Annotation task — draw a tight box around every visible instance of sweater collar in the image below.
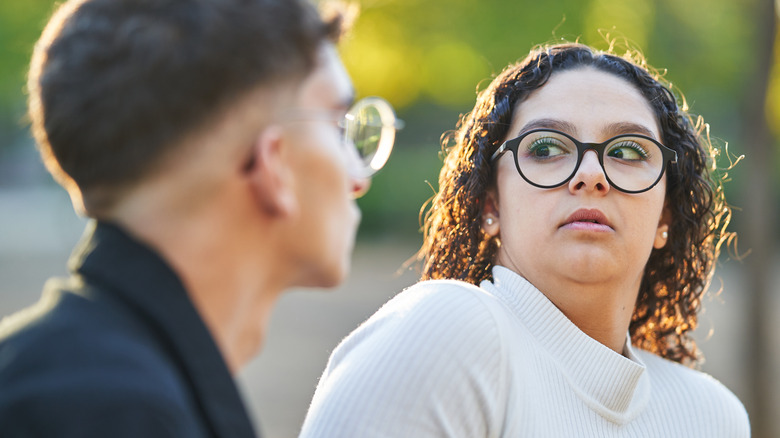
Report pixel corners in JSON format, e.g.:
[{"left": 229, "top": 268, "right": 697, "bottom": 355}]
[{"left": 480, "top": 265, "right": 650, "bottom": 424}]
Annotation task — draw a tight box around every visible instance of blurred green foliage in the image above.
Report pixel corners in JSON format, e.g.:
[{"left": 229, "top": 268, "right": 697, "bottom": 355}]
[
  {"left": 357, "top": 141, "right": 440, "bottom": 239},
  {"left": 1, "top": 0, "right": 778, "bottom": 238},
  {"left": 341, "top": 0, "right": 778, "bottom": 239},
  {"left": 0, "top": 1, "right": 53, "bottom": 138}
]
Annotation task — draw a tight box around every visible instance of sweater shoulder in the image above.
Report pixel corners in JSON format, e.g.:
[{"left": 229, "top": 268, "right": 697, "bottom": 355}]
[
  {"left": 302, "top": 279, "right": 512, "bottom": 437},
  {"left": 383, "top": 278, "right": 493, "bottom": 307},
  {"left": 350, "top": 279, "right": 513, "bottom": 346},
  {"left": 375, "top": 278, "right": 507, "bottom": 318},
  {"left": 323, "top": 278, "right": 514, "bottom": 402},
  {"left": 636, "top": 349, "right": 750, "bottom": 434},
  {"left": 638, "top": 349, "right": 743, "bottom": 402}
]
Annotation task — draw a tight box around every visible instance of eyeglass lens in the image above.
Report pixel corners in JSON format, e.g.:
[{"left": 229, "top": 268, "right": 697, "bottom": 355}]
[
  {"left": 343, "top": 97, "right": 399, "bottom": 177},
  {"left": 513, "top": 130, "right": 666, "bottom": 192}
]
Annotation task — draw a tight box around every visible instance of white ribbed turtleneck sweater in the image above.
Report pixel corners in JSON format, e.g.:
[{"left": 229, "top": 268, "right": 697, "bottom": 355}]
[{"left": 300, "top": 266, "right": 749, "bottom": 437}]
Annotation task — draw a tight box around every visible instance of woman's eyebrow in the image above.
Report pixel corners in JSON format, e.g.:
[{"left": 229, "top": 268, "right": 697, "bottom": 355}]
[
  {"left": 602, "top": 122, "right": 658, "bottom": 139},
  {"left": 518, "top": 119, "right": 659, "bottom": 140},
  {"left": 517, "top": 118, "right": 578, "bottom": 136}
]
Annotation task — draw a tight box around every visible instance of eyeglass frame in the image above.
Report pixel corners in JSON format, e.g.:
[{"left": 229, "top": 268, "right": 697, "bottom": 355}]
[
  {"left": 341, "top": 96, "right": 404, "bottom": 177},
  {"left": 490, "top": 128, "right": 678, "bottom": 194},
  {"left": 278, "top": 96, "right": 404, "bottom": 178}
]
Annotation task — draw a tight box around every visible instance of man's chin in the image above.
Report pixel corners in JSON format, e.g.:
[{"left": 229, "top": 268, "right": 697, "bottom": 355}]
[{"left": 299, "top": 261, "right": 350, "bottom": 290}]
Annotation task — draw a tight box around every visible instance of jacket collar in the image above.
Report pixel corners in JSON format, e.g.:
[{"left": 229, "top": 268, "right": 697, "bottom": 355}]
[{"left": 69, "top": 220, "right": 258, "bottom": 438}]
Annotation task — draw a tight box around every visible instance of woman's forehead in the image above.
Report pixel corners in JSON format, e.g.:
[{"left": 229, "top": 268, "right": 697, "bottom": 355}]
[{"left": 507, "top": 68, "right": 661, "bottom": 142}]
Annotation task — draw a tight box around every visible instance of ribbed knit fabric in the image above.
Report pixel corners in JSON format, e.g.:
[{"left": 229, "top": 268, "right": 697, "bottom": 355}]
[{"left": 300, "top": 266, "right": 750, "bottom": 437}]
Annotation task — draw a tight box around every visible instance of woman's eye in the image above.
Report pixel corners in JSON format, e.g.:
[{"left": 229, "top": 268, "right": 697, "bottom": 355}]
[
  {"left": 607, "top": 141, "right": 649, "bottom": 161},
  {"left": 527, "top": 139, "right": 569, "bottom": 158}
]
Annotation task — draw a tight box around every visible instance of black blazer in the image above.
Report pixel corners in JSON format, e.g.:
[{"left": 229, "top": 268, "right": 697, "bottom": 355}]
[{"left": 0, "top": 221, "right": 258, "bottom": 437}]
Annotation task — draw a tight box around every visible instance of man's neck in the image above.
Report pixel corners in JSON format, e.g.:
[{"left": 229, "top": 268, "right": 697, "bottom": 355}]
[{"left": 112, "top": 201, "right": 291, "bottom": 374}]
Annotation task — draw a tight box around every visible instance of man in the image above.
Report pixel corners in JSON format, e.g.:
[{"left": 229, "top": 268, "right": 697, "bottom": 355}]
[{"left": 0, "top": 0, "right": 400, "bottom": 436}]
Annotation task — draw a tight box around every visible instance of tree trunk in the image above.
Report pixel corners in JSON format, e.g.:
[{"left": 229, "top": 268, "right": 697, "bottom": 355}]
[{"left": 741, "top": 1, "right": 777, "bottom": 437}]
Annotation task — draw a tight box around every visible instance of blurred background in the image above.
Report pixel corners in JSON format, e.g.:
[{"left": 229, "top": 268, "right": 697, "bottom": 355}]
[{"left": 1, "top": 0, "right": 778, "bottom": 436}]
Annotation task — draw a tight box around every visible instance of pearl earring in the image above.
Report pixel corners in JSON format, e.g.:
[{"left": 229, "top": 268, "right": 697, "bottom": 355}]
[
  {"left": 486, "top": 217, "right": 494, "bottom": 226},
  {"left": 662, "top": 231, "right": 668, "bottom": 239}
]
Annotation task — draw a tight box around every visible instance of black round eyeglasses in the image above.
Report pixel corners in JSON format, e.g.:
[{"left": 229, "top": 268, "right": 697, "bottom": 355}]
[{"left": 491, "top": 128, "right": 678, "bottom": 194}]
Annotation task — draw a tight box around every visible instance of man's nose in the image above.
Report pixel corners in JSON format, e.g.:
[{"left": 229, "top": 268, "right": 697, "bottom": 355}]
[{"left": 351, "top": 176, "right": 370, "bottom": 199}]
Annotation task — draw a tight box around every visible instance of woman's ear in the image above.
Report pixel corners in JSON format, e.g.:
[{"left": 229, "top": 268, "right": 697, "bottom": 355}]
[
  {"left": 482, "top": 189, "right": 500, "bottom": 237},
  {"left": 653, "top": 203, "right": 672, "bottom": 249},
  {"left": 244, "top": 125, "right": 298, "bottom": 218}
]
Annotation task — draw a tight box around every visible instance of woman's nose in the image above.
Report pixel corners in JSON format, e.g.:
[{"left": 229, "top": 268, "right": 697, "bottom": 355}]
[{"left": 568, "top": 150, "right": 610, "bottom": 194}]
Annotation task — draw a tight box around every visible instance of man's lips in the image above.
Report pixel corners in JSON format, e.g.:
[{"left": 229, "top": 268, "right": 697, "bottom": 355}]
[{"left": 560, "top": 208, "right": 614, "bottom": 232}]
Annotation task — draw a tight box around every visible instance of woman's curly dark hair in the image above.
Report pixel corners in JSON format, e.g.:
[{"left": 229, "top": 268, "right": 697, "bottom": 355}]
[{"left": 417, "top": 43, "right": 735, "bottom": 366}]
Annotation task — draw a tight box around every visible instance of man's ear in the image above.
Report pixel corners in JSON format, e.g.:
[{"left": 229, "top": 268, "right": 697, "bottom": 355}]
[
  {"left": 244, "top": 126, "right": 298, "bottom": 218},
  {"left": 482, "top": 188, "right": 500, "bottom": 237},
  {"left": 653, "top": 203, "right": 672, "bottom": 249}
]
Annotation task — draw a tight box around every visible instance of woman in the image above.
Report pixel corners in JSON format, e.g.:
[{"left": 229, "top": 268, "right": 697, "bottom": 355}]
[{"left": 300, "top": 43, "right": 749, "bottom": 437}]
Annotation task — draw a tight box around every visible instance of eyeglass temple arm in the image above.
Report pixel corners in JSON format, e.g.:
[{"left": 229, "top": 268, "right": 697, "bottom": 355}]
[
  {"left": 340, "top": 117, "right": 405, "bottom": 130},
  {"left": 491, "top": 143, "right": 508, "bottom": 161}
]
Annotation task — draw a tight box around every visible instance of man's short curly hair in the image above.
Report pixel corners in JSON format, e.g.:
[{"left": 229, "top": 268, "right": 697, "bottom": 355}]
[{"left": 418, "top": 43, "right": 735, "bottom": 365}]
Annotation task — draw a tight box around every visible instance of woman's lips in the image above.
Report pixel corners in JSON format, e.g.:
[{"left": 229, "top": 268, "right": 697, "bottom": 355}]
[
  {"left": 560, "top": 208, "right": 614, "bottom": 232},
  {"left": 560, "top": 221, "right": 613, "bottom": 232}
]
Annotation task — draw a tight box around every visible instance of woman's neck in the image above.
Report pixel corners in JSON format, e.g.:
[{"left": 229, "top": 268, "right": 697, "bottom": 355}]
[{"left": 519, "top": 269, "right": 642, "bottom": 354}]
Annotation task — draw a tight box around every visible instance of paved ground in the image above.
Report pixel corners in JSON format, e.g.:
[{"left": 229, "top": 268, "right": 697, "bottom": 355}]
[{"left": 1, "top": 186, "right": 778, "bottom": 437}]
